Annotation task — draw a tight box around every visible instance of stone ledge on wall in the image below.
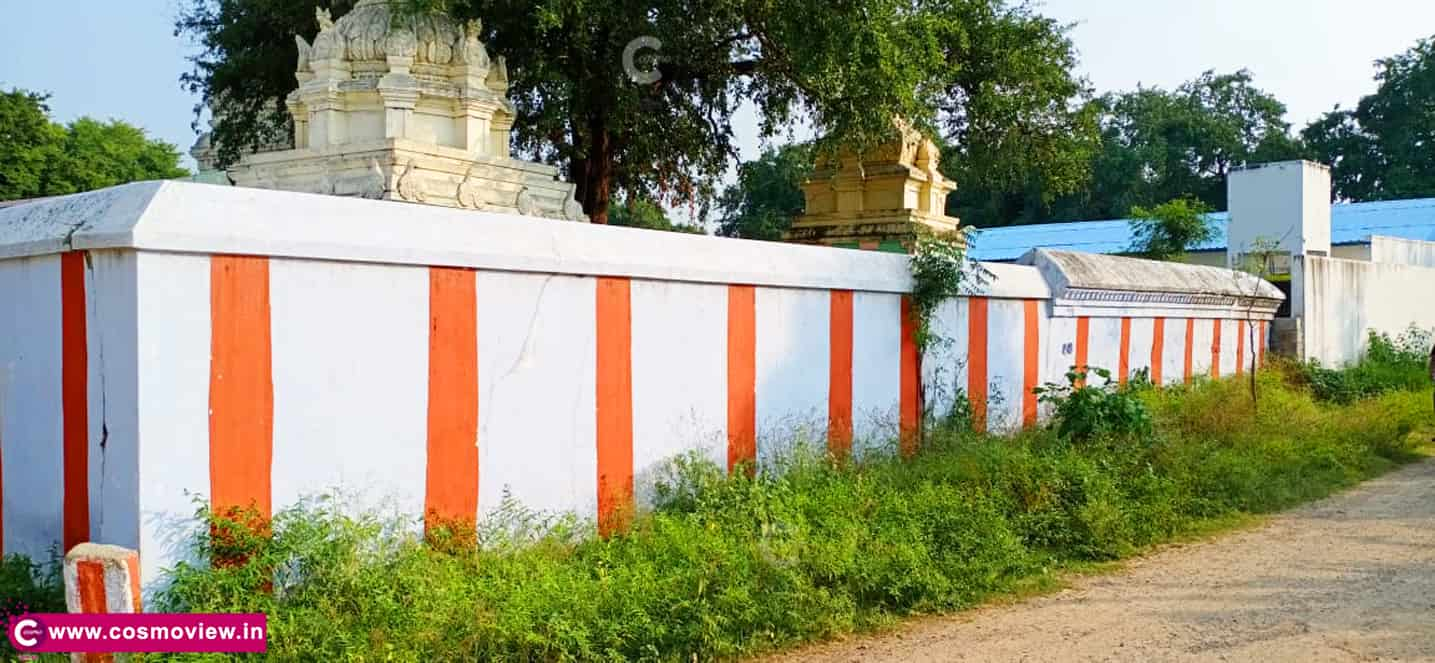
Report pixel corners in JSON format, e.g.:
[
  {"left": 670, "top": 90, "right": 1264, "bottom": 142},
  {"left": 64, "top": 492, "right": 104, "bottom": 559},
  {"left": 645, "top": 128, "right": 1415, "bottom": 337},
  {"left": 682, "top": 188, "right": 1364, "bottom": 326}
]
[{"left": 1021, "top": 248, "right": 1284, "bottom": 320}]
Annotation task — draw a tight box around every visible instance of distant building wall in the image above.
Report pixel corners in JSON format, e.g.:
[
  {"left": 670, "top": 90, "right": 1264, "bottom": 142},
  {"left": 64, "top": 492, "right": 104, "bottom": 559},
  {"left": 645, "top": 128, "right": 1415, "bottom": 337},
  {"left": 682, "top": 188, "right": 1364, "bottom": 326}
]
[
  {"left": 1294, "top": 254, "right": 1435, "bottom": 366},
  {"left": 1226, "top": 161, "right": 1333, "bottom": 266},
  {"left": 0, "top": 182, "right": 1279, "bottom": 592},
  {"left": 1369, "top": 235, "right": 1435, "bottom": 268}
]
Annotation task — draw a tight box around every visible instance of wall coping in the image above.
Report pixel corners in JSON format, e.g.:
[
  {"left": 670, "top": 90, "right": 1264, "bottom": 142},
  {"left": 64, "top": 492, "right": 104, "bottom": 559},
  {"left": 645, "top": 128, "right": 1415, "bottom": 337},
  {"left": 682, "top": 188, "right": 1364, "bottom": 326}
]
[
  {"left": 1021, "top": 248, "right": 1285, "bottom": 319},
  {"left": 0, "top": 181, "right": 1053, "bottom": 298}
]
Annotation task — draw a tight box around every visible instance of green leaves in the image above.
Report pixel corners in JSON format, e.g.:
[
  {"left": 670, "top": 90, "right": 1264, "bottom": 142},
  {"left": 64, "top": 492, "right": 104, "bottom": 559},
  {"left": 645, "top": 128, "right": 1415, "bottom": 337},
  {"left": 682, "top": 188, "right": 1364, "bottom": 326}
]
[
  {"left": 1126, "top": 197, "right": 1217, "bottom": 261},
  {"left": 0, "top": 89, "right": 188, "bottom": 202},
  {"left": 715, "top": 143, "right": 813, "bottom": 240},
  {"left": 1304, "top": 34, "right": 1435, "bottom": 202},
  {"left": 1035, "top": 366, "right": 1154, "bottom": 444}
]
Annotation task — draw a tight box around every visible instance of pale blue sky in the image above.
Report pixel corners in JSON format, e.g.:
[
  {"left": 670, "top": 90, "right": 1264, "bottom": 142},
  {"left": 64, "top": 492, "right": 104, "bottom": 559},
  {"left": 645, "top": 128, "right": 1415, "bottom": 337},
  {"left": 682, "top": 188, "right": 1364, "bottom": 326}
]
[{"left": 2, "top": 0, "right": 1433, "bottom": 174}]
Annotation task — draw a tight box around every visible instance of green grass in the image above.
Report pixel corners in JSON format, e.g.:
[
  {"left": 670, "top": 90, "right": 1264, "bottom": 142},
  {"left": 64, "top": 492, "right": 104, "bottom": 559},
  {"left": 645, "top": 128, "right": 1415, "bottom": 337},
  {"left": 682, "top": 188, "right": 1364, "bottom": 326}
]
[
  {"left": 1, "top": 553, "right": 65, "bottom": 659},
  {"left": 134, "top": 362, "right": 1432, "bottom": 662}
]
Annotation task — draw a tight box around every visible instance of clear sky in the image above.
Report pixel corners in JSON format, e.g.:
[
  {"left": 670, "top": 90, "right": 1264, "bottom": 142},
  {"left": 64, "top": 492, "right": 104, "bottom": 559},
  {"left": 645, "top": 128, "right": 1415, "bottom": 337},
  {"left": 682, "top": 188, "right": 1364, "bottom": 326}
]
[{"left": 2, "top": 0, "right": 1433, "bottom": 174}]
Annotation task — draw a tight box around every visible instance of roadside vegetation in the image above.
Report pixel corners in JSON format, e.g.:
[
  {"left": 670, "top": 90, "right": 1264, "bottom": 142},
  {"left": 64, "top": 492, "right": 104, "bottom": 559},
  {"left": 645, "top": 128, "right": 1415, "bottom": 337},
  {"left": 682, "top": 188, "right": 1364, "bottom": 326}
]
[
  {"left": 145, "top": 354, "right": 1430, "bottom": 661},
  {"left": 4, "top": 345, "right": 1430, "bottom": 662}
]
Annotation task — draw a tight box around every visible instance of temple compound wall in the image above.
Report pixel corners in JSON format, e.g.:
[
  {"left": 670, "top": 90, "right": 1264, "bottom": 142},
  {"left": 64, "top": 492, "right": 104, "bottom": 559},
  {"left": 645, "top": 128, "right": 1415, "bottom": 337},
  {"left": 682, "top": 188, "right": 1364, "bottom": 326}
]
[{"left": 0, "top": 181, "right": 1280, "bottom": 592}]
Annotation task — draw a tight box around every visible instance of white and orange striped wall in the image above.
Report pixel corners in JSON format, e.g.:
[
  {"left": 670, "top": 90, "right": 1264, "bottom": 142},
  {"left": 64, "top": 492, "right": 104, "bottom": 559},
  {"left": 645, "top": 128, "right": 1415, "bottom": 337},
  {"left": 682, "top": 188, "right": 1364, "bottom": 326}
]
[{"left": 0, "top": 182, "right": 1281, "bottom": 591}]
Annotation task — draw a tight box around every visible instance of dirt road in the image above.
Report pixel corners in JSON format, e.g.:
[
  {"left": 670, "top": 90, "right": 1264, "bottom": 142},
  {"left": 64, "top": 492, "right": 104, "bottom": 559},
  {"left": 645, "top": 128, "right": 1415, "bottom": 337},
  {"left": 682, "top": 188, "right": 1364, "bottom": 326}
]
[{"left": 772, "top": 458, "right": 1435, "bottom": 662}]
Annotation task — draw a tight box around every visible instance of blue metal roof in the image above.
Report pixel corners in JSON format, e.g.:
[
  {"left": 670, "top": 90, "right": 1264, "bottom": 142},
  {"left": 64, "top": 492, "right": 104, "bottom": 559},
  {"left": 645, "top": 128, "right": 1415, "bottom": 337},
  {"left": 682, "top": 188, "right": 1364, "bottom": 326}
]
[{"left": 967, "top": 197, "right": 1435, "bottom": 261}]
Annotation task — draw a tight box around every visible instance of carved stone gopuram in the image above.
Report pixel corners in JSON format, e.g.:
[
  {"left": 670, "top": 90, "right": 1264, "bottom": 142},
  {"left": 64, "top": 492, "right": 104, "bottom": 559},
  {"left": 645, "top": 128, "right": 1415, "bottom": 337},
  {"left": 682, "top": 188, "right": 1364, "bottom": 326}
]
[{"left": 226, "top": 0, "right": 586, "bottom": 221}]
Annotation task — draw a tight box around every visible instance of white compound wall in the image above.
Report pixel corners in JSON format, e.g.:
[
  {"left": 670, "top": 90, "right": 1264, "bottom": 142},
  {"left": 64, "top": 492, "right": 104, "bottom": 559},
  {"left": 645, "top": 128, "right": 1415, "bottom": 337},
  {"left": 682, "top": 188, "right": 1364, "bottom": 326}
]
[{"left": 0, "top": 181, "right": 1280, "bottom": 591}]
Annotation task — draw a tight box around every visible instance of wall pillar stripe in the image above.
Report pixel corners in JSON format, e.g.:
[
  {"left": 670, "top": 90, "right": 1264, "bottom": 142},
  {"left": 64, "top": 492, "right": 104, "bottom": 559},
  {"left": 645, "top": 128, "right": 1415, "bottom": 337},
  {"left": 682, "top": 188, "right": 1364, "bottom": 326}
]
[
  {"left": 76, "top": 561, "right": 107, "bottom": 614},
  {"left": 1184, "top": 318, "right": 1196, "bottom": 384},
  {"left": 1210, "top": 318, "right": 1222, "bottom": 380},
  {"left": 424, "top": 267, "right": 479, "bottom": 531},
  {"left": 1022, "top": 300, "right": 1040, "bottom": 429},
  {"left": 1235, "top": 320, "right": 1247, "bottom": 376},
  {"left": 1258, "top": 321, "right": 1267, "bottom": 367},
  {"left": 595, "top": 277, "right": 634, "bottom": 537},
  {"left": 208, "top": 255, "right": 274, "bottom": 518},
  {"left": 1074, "top": 316, "right": 1091, "bottom": 387},
  {"left": 727, "top": 286, "right": 756, "bottom": 473},
  {"left": 1118, "top": 317, "right": 1132, "bottom": 386},
  {"left": 61, "top": 251, "right": 90, "bottom": 552},
  {"left": 967, "top": 297, "right": 990, "bottom": 433},
  {"left": 899, "top": 297, "right": 921, "bottom": 457},
  {"left": 828, "top": 291, "right": 854, "bottom": 459},
  {"left": 1150, "top": 317, "right": 1166, "bottom": 386}
]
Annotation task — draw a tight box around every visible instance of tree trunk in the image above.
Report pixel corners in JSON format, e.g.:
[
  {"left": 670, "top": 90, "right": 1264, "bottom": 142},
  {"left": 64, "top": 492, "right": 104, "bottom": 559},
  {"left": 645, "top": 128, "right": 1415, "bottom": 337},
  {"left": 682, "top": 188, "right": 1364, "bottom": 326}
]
[{"left": 575, "top": 114, "right": 614, "bottom": 225}]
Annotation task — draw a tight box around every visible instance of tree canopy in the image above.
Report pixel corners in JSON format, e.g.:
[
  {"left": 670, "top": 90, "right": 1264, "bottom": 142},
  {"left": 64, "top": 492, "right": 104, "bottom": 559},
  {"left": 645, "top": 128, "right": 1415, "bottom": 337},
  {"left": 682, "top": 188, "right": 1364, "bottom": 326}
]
[
  {"left": 609, "top": 196, "right": 704, "bottom": 234},
  {"left": 1126, "top": 197, "right": 1217, "bottom": 262},
  {"left": 0, "top": 89, "right": 189, "bottom": 203},
  {"left": 1304, "top": 35, "right": 1435, "bottom": 202},
  {"left": 177, "top": 0, "right": 1094, "bottom": 224},
  {"left": 1052, "top": 70, "right": 1303, "bottom": 224},
  {"left": 715, "top": 144, "right": 812, "bottom": 240}
]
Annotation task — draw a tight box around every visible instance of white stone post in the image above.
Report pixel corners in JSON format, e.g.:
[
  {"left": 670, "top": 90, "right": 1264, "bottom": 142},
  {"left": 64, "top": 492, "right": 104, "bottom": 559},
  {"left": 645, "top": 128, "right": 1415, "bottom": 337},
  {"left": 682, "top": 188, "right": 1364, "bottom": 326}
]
[{"left": 64, "top": 543, "right": 142, "bottom": 662}]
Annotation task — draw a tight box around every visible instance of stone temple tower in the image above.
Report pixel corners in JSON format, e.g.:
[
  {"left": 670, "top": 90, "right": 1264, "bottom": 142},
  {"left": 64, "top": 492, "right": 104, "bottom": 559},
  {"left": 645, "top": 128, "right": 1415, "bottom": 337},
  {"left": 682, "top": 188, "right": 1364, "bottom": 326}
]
[
  {"left": 785, "top": 121, "right": 960, "bottom": 251},
  {"left": 227, "top": 0, "right": 587, "bottom": 221}
]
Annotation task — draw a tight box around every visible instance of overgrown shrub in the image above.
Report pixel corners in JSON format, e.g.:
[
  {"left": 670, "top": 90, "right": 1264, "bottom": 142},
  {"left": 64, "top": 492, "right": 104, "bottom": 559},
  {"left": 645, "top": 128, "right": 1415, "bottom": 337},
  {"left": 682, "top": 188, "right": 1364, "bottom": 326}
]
[
  {"left": 1034, "top": 366, "right": 1153, "bottom": 443},
  {"left": 1297, "top": 327, "right": 1432, "bottom": 404},
  {"left": 137, "top": 363, "right": 1429, "bottom": 662},
  {"left": 1, "top": 553, "right": 64, "bottom": 658}
]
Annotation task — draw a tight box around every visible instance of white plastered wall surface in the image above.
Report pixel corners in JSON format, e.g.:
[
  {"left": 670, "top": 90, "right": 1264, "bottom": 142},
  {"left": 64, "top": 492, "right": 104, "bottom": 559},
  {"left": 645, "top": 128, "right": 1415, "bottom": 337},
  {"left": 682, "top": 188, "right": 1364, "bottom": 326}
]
[
  {"left": 0, "top": 181, "right": 1285, "bottom": 592},
  {"left": 1296, "top": 254, "right": 1435, "bottom": 367}
]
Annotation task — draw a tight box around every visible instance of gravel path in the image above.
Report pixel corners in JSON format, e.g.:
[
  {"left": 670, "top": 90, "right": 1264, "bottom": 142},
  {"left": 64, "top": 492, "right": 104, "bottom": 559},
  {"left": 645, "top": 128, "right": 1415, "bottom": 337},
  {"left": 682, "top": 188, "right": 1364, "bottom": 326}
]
[{"left": 771, "top": 458, "right": 1435, "bottom": 662}]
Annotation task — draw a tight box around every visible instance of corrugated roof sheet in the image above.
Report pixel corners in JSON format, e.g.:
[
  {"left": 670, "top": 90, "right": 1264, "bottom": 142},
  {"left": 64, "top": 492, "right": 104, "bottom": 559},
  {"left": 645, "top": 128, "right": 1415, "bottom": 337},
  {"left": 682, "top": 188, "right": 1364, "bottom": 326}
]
[{"left": 968, "top": 197, "right": 1435, "bottom": 261}]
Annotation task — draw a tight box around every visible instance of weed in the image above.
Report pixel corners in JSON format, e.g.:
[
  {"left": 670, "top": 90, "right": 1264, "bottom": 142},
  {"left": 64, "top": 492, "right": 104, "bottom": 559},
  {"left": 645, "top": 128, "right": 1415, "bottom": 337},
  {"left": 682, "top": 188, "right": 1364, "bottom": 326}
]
[{"left": 122, "top": 363, "right": 1433, "bottom": 662}]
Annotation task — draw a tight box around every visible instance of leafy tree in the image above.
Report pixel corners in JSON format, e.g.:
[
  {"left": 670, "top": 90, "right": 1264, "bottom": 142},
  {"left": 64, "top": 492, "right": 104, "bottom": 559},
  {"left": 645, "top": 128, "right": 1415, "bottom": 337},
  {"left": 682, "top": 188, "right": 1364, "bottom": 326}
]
[
  {"left": 1303, "top": 35, "right": 1435, "bottom": 202},
  {"left": 1126, "top": 197, "right": 1216, "bottom": 261},
  {"left": 1054, "top": 70, "right": 1303, "bottom": 222},
  {"left": 715, "top": 144, "right": 812, "bottom": 240},
  {"left": 0, "top": 90, "right": 63, "bottom": 201},
  {"left": 177, "top": 0, "right": 1095, "bottom": 225},
  {"left": 938, "top": 5, "right": 1100, "bottom": 229},
  {"left": 0, "top": 89, "right": 188, "bottom": 202},
  {"left": 609, "top": 196, "right": 704, "bottom": 234}
]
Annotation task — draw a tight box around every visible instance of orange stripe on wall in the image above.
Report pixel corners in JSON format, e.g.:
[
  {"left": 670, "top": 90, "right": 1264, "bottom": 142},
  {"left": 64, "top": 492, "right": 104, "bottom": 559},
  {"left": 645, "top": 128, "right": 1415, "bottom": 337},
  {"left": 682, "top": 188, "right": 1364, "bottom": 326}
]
[
  {"left": 828, "top": 291, "right": 854, "bottom": 459},
  {"left": 1022, "top": 300, "right": 1040, "bottom": 429},
  {"left": 1235, "top": 320, "right": 1247, "bottom": 376},
  {"left": 1074, "top": 316, "right": 1090, "bottom": 388},
  {"left": 727, "top": 286, "right": 757, "bottom": 474},
  {"left": 968, "top": 297, "right": 990, "bottom": 433},
  {"left": 62, "top": 251, "right": 90, "bottom": 552},
  {"left": 77, "top": 560, "right": 107, "bottom": 614},
  {"left": 899, "top": 297, "right": 921, "bottom": 457},
  {"left": 1210, "top": 319, "right": 1222, "bottom": 380},
  {"left": 1118, "top": 317, "right": 1132, "bottom": 386},
  {"left": 1184, "top": 318, "right": 1196, "bottom": 384},
  {"left": 209, "top": 255, "right": 274, "bottom": 518},
  {"left": 1150, "top": 318, "right": 1166, "bottom": 386},
  {"left": 424, "top": 267, "right": 479, "bottom": 531},
  {"left": 596, "top": 277, "right": 634, "bottom": 537}
]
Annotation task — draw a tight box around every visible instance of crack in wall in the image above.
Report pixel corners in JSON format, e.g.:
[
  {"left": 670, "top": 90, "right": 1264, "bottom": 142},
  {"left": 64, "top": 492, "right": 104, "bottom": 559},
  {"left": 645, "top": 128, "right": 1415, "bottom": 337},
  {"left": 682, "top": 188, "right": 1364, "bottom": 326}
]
[
  {"left": 480, "top": 274, "right": 556, "bottom": 449},
  {"left": 83, "top": 255, "right": 111, "bottom": 538}
]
